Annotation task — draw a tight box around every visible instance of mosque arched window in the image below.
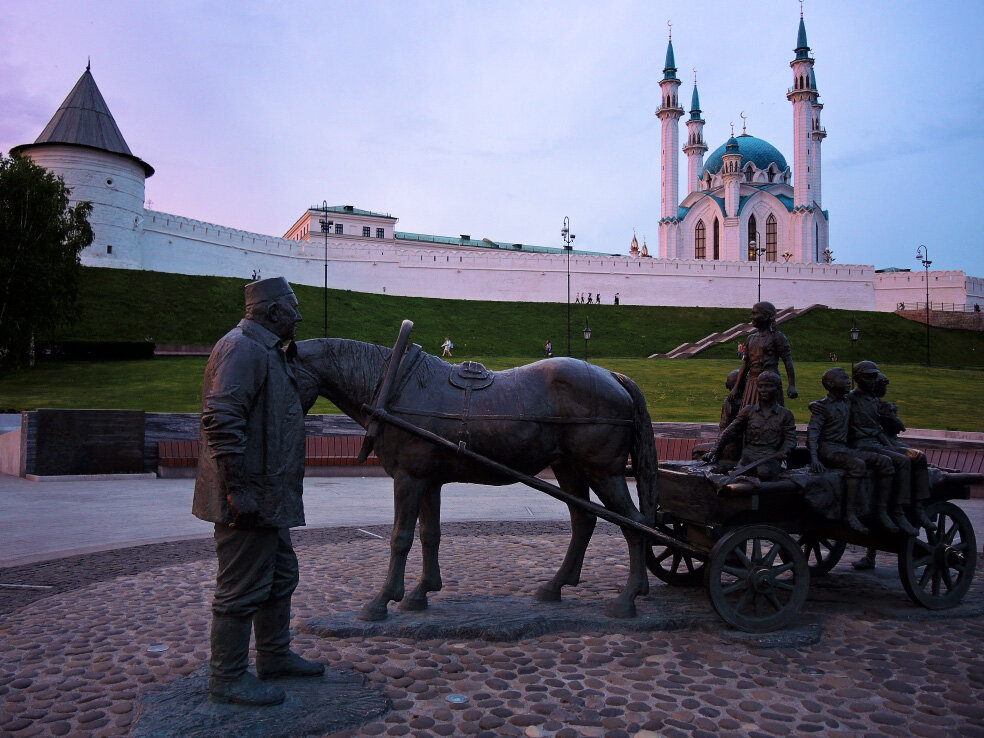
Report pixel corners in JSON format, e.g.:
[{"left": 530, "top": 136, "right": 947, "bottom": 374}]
[
  {"left": 695, "top": 220, "right": 706, "bottom": 260},
  {"left": 766, "top": 215, "right": 778, "bottom": 261},
  {"left": 744, "top": 166, "right": 754, "bottom": 183},
  {"left": 713, "top": 218, "right": 720, "bottom": 260},
  {"left": 747, "top": 214, "right": 758, "bottom": 260}
]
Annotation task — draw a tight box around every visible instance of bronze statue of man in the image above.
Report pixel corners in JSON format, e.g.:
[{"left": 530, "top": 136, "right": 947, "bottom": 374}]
[
  {"left": 729, "top": 301, "right": 797, "bottom": 410},
  {"left": 847, "top": 361, "right": 922, "bottom": 535},
  {"left": 807, "top": 367, "right": 892, "bottom": 534},
  {"left": 707, "top": 371, "right": 796, "bottom": 482},
  {"left": 193, "top": 277, "right": 323, "bottom": 706}
]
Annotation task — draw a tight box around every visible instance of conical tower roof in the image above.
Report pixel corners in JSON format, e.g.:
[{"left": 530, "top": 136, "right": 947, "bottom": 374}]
[{"left": 12, "top": 66, "right": 154, "bottom": 176}]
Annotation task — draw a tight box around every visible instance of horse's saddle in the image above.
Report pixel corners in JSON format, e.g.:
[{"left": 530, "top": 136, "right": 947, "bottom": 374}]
[{"left": 449, "top": 361, "right": 494, "bottom": 391}]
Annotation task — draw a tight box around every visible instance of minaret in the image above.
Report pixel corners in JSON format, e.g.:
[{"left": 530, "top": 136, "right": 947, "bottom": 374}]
[
  {"left": 656, "top": 28, "right": 683, "bottom": 258},
  {"left": 786, "top": 9, "right": 823, "bottom": 261},
  {"left": 683, "top": 73, "right": 708, "bottom": 194},
  {"left": 809, "top": 67, "right": 826, "bottom": 207}
]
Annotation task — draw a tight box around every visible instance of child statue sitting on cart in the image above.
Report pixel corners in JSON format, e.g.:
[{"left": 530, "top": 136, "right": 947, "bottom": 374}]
[{"left": 704, "top": 371, "right": 796, "bottom": 483}]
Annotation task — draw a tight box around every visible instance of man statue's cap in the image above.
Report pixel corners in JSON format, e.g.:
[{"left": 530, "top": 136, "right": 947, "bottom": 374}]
[{"left": 245, "top": 276, "right": 294, "bottom": 306}]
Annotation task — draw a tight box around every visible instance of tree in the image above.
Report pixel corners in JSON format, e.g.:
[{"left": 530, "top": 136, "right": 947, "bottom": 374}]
[{"left": 0, "top": 153, "right": 94, "bottom": 362}]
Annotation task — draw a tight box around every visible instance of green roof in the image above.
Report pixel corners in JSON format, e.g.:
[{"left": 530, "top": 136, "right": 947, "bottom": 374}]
[
  {"left": 312, "top": 205, "right": 396, "bottom": 219},
  {"left": 395, "top": 231, "right": 607, "bottom": 255},
  {"left": 663, "top": 40, "right": 678, "bottom": 80}
]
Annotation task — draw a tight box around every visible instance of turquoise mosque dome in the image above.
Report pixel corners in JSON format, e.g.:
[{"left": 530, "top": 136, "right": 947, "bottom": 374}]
[{"left": 701, "top": 134, "right": 788, "bottom": 176}]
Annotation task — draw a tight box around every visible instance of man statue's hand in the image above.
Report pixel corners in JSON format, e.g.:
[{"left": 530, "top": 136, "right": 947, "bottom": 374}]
[
  {"left": 787, "top": 385, "right": 798, "bottom": 399},
  {"left": 702, "top": 451, "right": 718, "bottom": 464},
  {"left": 810, "top": 458, "right": 826, "bottom": 473},
  {"left": 227, "top": 490, "right": 260, "bottom": 529}
]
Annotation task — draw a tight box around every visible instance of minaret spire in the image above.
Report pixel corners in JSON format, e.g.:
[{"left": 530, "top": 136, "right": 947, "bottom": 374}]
[
  {"left": 683, "top": 67, "right": 707, "bottom": 196},
  {"left": 657, "top": 25, "right": 684, "bottom": 258},
  {"left": 787, "top": 7, "right": 827, "bottom": 262}
]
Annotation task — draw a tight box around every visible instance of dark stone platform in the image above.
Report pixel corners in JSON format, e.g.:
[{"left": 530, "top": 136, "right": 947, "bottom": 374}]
[
  {"left": 130, "top": 667, "right": 390, "bottom": 738},
  {"left": 303, "top": 594, "right": 719, "bottom": 642}
]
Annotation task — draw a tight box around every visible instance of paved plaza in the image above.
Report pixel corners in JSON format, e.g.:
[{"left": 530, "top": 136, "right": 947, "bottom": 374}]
[{"left": 0, "top": 474, "right": 982, "bottom": 737}]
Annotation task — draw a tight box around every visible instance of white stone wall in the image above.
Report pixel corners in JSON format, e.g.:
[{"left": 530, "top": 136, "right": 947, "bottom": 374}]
[
  {"left": 23, "top": 145, "right": 146, "bottom": 269},
  {"left": 873, "top": 271, "right": 979, "bottom": 311},
  {"left": 135, "top": 210, "right": 878, "bottom": 309}
]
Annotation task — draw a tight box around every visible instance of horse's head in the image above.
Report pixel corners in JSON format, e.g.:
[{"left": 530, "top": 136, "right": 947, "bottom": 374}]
[{"left": 292, "top": 338, "right": 388, "bottom": 424}]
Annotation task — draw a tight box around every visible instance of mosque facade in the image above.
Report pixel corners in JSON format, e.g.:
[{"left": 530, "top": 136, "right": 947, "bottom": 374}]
[{"left": 10, "top": 24, "right": 982, "bottom": 313}]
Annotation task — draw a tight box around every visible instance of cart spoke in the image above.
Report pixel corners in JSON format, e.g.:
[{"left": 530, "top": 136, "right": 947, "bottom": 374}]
[
  {"left": 733, "top": 547, "right": 752, "bottom": 569},
  {"left": 736, "top": 589, "right": 752, "bottom": 613},
  {"left": 771, "top": 561, "right": 795, "bottom": 576},
  {"left": 912, "top": 554, "right": 933, "bottom": 568},
  {"left": 917, "top": 565, "right": 934, "bottom": 588},
  {"left": 722, "top": 580, "right": 747, "bottom": 596},
  {"left": 941, "top": 567, "right": 955, "bottom": 592},
  {"left": 653, "top": 548, "right": 673, "bottom": 565},
  {"left": 931, "top": 569, "right": 942, "bottom": 596},
  {"left": 722, "top": 565, "right": 748, "bottom": 579},
  {"left": 754, "top": 593, "right": 765, "bottom": 618},
  {"left": 763, "top": 544, "right": 781, "bottom": 566},
  {"left": 752, "top": 538, "right": 763, "bottom": 563},
  {"left": 774, "top": 580, "right": 795, "bottom": 592},
  {"left": 943, "top": 520, "right": 958, "bottom": 546},
  {"left": 765, "top": 592, "right": 784, "bottom": 612},
  {"left": 810, "top": 541, "right": 824, "bottom": 562}
]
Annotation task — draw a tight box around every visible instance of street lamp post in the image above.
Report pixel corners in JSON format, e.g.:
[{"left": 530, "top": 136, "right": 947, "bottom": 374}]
[
  {"left": 561, "top": 217, "right": 575, "bottom": 356},
  {"left": 319, "top": 201, "right": 333, "bottom": 338},
  {"left": 583, "top": 318, "right": 592, "bottom": 361},
  {"left": 849, "top": 316, "right": 860, "bottom": 387},
  {"left": 750, "top": 233, "right": 762, "bottom": 303},
  {"left": 916, "top": 244, "right": 932, "bottom": 367}
]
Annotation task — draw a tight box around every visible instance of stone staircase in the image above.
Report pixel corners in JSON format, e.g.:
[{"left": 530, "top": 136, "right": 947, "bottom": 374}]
[{"left": 650, "top": 304, "right": 827, "bottom": 359}]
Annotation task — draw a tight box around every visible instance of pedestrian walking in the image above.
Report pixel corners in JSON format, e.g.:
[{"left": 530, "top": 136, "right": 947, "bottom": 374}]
[
  {"left": 544, "top": 339, "right": 553, "bottom": 358},
  {"left": 441, "top": 337, "right": 453, "bottom": 357}
]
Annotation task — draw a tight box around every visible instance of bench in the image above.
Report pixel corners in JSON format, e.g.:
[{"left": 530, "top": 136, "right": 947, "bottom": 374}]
[
  {"left": 655, "top": 437, "right": 699, "bottom": 461},
  {"left": 157, "top": 435, "right": 382, "bottom": 478}
]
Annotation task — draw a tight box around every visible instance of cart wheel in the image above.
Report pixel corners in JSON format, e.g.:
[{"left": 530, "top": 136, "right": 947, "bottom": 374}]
[
  {"left": 898, "top": 500, "right": 977, "bottom": 610},
  {"left": 794, "top": 534, "right": 847, "bottom": 577},
  {"left": 706, "top": 525, "right": 809, "bottom": 633},
  {"left": 647, "top": 522, "right": 705, "bottom": 586}
]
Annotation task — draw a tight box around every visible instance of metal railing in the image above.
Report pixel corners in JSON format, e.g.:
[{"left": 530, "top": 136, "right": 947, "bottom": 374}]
[{"left": 896, "top": 302, "right": 982, "bottom": 313}]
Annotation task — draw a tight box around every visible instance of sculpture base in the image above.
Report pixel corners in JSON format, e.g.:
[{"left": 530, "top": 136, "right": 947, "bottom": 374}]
[
  {"left": 130, "top": 667, "right": 389, "bottom": 738},
  {"left": 302, "top": 593, "right": 719, "bottom": 642}
]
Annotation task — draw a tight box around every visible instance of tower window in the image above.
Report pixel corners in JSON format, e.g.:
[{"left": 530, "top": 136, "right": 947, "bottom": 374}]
[
  {"left": 713, "top": 218, "right": 720, "bottom": 260},
  {"left": 766, "top": 215, "right": 777, "bottom": 261},
  {"left": 747, "top": 214, "right": 758, "bottom": 260},
  {"left": 376, "top": 228, "right": 384, "bottom": 238},
  {"left": 335, "top": 223, "right": 343, "bottom": 234},
  {"left": 695, "top": 220, "right": 706, "bottom": 260},
  {"left": 107, "top": 245, "right": 112, "bottom": 254},
  {"left": 362, "top": 226, "right": 371, "bottom": 237}
]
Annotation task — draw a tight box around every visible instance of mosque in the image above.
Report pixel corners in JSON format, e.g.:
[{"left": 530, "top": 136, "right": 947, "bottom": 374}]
[{"left": 10, "top": 16, "right": 982, "bottom": 312}]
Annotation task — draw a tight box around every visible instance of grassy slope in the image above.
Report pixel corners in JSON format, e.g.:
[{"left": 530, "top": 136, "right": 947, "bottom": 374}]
[
  {"left": 4, "top": 267, "right": 979, "bottom": 430},
  {"left": 2, "top": 357, "right": 980, "bottom": 431}
]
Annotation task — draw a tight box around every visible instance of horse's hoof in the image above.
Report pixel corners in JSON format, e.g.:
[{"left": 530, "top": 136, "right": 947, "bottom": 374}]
[
  {"left": 398, "top": 596, "right": 428, "bottom": 612},
  {"left": 533, "top": 586, "right": 562, "bottom": 603},
  {"left": 357, "top": 603, "right": 389, "bottom": 622},
  {"left": 604, "top": 599, "right": 637, "bottom": 619}
]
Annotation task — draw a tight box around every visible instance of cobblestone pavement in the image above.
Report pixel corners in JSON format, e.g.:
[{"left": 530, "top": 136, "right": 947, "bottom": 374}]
[{"left": 1, "top": 520, "right": 982, "bottom": 738}]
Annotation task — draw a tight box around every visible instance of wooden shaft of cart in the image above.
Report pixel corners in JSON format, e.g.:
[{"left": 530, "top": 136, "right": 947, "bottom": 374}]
[
  {"left": 358, "top": 319, "right": 415, "bottom": 463},
  {"left": 362, "top": 404, "right": 707, "bottom": 559}
]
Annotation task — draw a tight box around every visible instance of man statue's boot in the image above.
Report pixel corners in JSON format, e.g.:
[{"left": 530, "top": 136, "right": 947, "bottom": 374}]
[
  {"left": 889, "top": 473, "right": 919, "bottom": 536},
  {"left": 208, "top": 615, "right": 286, "bottom": 706},
  {"left": 875, "top": 477, "right": 898, "bottom": 533},
  {"left": 254, "top": 596, "right": 325, "bottom": 680},
  {"left": 843, "top": 477, "right": 868, "bottom": 535}
]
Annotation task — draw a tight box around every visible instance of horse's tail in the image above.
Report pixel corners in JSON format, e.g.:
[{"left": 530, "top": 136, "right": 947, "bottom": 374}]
[{"left": 613, "top": 371, "right": 658, "bottom": 527}]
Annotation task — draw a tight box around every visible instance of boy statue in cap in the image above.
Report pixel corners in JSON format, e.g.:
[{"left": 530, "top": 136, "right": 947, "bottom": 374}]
[
  {"left": 706, "top": 371, "right": 796, "bottom": 482},
  {"left": 847, "top": 360, "right": 931, "bottom": 535},
  {"left": 807, "top": 367, "right": 893, "bottom": 534},
  {"left": 193, "top": 276, "right": 324, "bottom": 706}
]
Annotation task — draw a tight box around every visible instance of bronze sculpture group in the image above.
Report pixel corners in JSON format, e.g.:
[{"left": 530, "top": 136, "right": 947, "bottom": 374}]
[
  {"left": 193, "top": 283, "right": 964, "bottom": 704},
  {"left": 703, "top": 301, "right": 933, "bottom": 536}
]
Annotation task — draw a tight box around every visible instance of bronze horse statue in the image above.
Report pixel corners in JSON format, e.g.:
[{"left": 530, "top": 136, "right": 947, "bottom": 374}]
[{"left": 293, "top": 337, "right": 658, "bottom": 621}]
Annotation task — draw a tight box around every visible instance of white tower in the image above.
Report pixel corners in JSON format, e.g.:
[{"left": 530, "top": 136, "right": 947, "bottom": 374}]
[
  {"left": 656, "top": 33, "right": 683, "bottom": 258},
  {"left": 12, "top": 65, "right": 154, "bottom": 269},
  {"left": 683, "top": 78, "right": 708, "bottom": 195},
  {"left": 786, "top": 13, "right": 822, "bottom": 262}
]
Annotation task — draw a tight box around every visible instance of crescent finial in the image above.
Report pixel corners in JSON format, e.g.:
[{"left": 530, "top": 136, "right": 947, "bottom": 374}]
[{"left": 667, "top": 20, "right": 672, "bottom": 41}]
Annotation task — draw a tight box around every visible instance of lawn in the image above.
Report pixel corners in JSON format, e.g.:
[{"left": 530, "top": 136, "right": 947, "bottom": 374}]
[{"left": 2, "top": 356, "right": 981, "bottom": 431}]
